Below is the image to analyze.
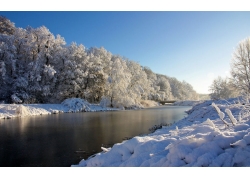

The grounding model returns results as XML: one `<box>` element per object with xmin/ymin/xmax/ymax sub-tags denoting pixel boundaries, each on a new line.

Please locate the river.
<box><xmin>0</xmin><ymin>105</ymin><xmax>191</xmax><ymax>167</ymax></box>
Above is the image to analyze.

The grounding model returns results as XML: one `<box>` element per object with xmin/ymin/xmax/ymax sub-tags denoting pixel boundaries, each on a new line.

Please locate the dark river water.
<box><xmin>0</xmin><ymin>105</ymin><xmax>191</xmax><ymax>167</ymax></box>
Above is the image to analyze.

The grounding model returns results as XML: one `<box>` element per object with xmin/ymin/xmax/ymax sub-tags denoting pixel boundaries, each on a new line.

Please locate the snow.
<box><xmin>0</xmin><ymin>98</ymin><xmax>161</xmax><ymax>119</ymax></box>
<box><xmin>0</xmin><ymin>98</ymin><xmax>119</xmax><ymax>119</ymax></box>
<box><xmin>72</xmin><ymin>97</ymin><xmax>250</xmax><ymax>167</ymax></box>
<box><xmin>3</xmin><ymin>96</ymin><xmax>250</xmax><ymax>167</ymax></box>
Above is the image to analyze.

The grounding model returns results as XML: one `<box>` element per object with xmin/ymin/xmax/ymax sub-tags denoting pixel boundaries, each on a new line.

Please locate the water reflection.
<box><xmin>0</xmin><ymin>106</ymin><xmax>190</xmax><ymax>167</ymax></box>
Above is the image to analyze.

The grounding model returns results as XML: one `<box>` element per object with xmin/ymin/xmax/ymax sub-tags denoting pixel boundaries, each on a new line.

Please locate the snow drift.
<box><xmin>73</xmin><ymin>97</ymin><xmax>250</xmax><ymax>167</ymax></box>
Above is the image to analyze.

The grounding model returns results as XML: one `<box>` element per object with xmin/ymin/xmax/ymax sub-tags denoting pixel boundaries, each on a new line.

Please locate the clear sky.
<box><xmin>1</xmin><ymin>10</ymin><xmax>250</xmax><ymax>94</ymax></box>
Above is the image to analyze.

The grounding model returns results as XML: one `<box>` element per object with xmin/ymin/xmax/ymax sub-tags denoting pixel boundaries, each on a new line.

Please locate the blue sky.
<box><xmin>1</xmin><ymin>11</ymin><xmax>250</xmax><ymax>94</ymax></box>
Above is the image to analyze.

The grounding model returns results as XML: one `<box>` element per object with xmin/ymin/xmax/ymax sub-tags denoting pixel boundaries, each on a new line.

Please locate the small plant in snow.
<box><xmin>101</xmin><ymin>147</ymin><xmax>110</xmax><ymax>153</ymax></box>
<box><xmin>211</xmin><ymin>102</ymin><xmax>229</xmax><ymax>127</ymax></box>
<box><xmin>235</xmin><ymin>95</ymin><xmax>250</xmax><ymax>116</ymax></box>
<box><xmin>238</xmin><ymin>113</ymin><xmax>242</xmax><ymax>122</ymax></box>
<box><xmin>225</xmin><ymin>108</ymin><xmax>237</xmax><ymax>126</ymax></box>
<box><xmin>204</xmin><ymin>118</ymin><xmax>216</xmax><ymax>129</ymax></box>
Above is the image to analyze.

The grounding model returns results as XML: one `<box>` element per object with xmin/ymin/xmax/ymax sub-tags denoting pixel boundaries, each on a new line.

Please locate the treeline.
<box><xmin>209</xmin><ymin>37</ymin><xmax>250</xmax><ymax>100</ymax></box>
<box><xmin>0</xmin><ymin>16</ymin><xmax>198</xmax><ymax>108</ymax></box>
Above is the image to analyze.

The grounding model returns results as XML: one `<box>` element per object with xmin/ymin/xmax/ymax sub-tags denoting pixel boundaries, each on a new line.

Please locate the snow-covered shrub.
<box><xmin>100</xmin><ymin>97</ymin><xmax>111</xmax><ymax>108</ymax></box>
<box><xmin>61</xmin><ymin>98</ymin><xmax>90</xmax><ymax>112</ymax></box>
<box><xmin>211</xmin><ymin>102</ymin><xmax>229</xmax><ymax>127</ymax></box>
<box><xmin>225</xmin><ymin>108</ymin><xmax>237</xmax><ymax>126</ymax></box>
<box><xmin>203</xmin><ymin>118</ymin><xmax>216</xmax><ymax>129</ymax></box>
<box><xmin>212</xmin><ymin>103</ymin><xmax>224</xmax><ymax>120</ymax></box>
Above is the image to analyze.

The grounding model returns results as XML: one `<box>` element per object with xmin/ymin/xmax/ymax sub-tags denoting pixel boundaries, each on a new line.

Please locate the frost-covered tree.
<box><xmin>87</xmin><ymin>47</ymin><xmax>112</xmax><ymax>101</ymax></box>
<box><xmin>84</xmin><ymin>48</ymin><xmax>106</xmax><ymax>103</ymax></box>
<box><xmin>0</xmin><ymin>29</ymin><xmax>17</xmax><ymax>102</ymax></box>
<box><xmin>103</xmin><ymin>56</ymin><xmax>132</xmax><ymax>108</ymax></box>
<box><xmin>209</xmin><ymin>76</ymin><xmax>239</xmax><ymax>100</ymax></box>
<box><xmin>0</xmin><ymin>16</ymin><xmax>15</xmax><ymax>35</ymax></box>
<box><xmin>87</xmin><ymin>47</ymin><xmax>113</xmax><ymax>103</ymax></box>
<box><xmin>55</xmin><ymin>42</ymin><xmax>88</xmax><ymax>102</ymax></box>
<box><xmin>181</xmin><ymin>80</ymin><xmax>199</xmax><ymax>100</ymax></box>
<box><xmin>231</xmin><ymin>37</ymin><xmax>250</xmax><ymax>94</ymax></box>
<box><xmin>88</xmin><ymin>47</ymin><xmax>112</xmax><ymax>75</ymax></box>
<box><xmin>142</xmin><ymin>67</ymin><xmax>198</xmax><ymax>101</ymax></box>
<box><xmin>142</xmin><ymin>67</ymin><xmax>159</xmax><ymax>100</ymax></box>
<box><xmin>126</xmin><ymin>60</ymin><xmax>149</xmax><ymax>104</ymax></box>
<box><xmin>18</xmin><ymin>26</ymin><xmax>66</xmax><ymax>103</ymax></box>
<box><xmin>168</xmin><ymin>77</ymin><xmax>184</xmax><ymax>100</ymax></box>
<box><xmin>0</xmin><ymin>16</ymin><xmax>199</xmax><ymax>105</ymax></box>
<box><xmin>156</xmin><ymin>74</ymin><xmax>172</xmax><ymax>100</ymax></box>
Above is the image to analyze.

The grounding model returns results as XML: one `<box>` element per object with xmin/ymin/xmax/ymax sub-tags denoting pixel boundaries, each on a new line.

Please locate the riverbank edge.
<box><xmin>0</xmin><ymin>103</ymin><xmax>119</xmax><ymax>119</ymax></box>
<box><xmin>72</xmin><ymin>96</ymin><xmax>250</xmax><ymax>167</ymax></box>
<box><xmin>0</xmin><ymin>99</ymin><xmax>163</xmax><ymax>119</ymax></box>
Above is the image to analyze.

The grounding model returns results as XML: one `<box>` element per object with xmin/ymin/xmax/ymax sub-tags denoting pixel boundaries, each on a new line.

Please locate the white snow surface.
<box><xmin>72</xmin><ymin>97</ymin><xmax>250</xmax><ymax>167</ymax></box>
<box><xmin>0</xmin><ymin>98</ymin><xmax>118</xmax><ymax>119</ymax></box>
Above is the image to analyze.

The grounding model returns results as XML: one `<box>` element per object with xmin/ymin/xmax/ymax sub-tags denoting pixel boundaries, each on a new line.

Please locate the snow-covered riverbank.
<box><xmin>0</xmin><ymin>98</ymin><xmax>119</xmax><ymax>119</ymax></box>
<box><xmin>72</xmin><ymin>96</ymin><xmax>250</xmax><ymax>167</ymax></box>
<box><xmin>0</xmin><ymin>98</ymin><xmax>162</xmax><ymax>119</ymax></box>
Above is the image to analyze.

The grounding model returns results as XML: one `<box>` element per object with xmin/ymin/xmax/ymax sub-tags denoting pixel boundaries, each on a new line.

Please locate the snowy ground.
<box><xmin>0</xmin><ymin>98</ymin><xmax>119</xmax><ymax>119</ymax></box>
<box><xmin>72</xmin><ymin>96</ymin><xmax>250</xmax><ymax>167</ymax></box>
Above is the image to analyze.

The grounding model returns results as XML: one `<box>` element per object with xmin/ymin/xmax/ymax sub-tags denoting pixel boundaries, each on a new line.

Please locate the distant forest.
<box><xmin>0</xmin><ymin>16</ymin><xmax>199</xmax><ymax>108</ymax></box>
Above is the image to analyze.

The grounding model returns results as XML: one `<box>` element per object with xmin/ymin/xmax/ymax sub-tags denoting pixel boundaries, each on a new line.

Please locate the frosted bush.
<box><xmin>239</xmin><ymin>113</ymin><xmax>242</xmax><ymax>122</ymax></box>
<box><xmin>225</xmin><ymin>108</ymin><xmax>237</xmax><ymax>126</ymax></box>
<box><xmin>211</xmin><ymin>102</ymin><xmax>229</xmax><ymax>127</ymax></box>
<box><xmin>218</xmin><ymin>111</ymin><xmax>225</xmax><ymax>120</ymax></box>
<box><xmin>212</xmin><ymin>102</ymin><xmax>225</xmax><ymax>119</ymax></box>
<box><xmin>61</xmin><ymin>98</ymin><xmax>90</xmax><ymax>112</ymax></box>
<box><xmin>203</xmin><ymin>118</ymin><xmax>215</xmax><ymax>129</ymax></box>
<box><xmin>212</xmin><ymin>103</ymin><xmax>220</xmax><ymax>114</ymax></box>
